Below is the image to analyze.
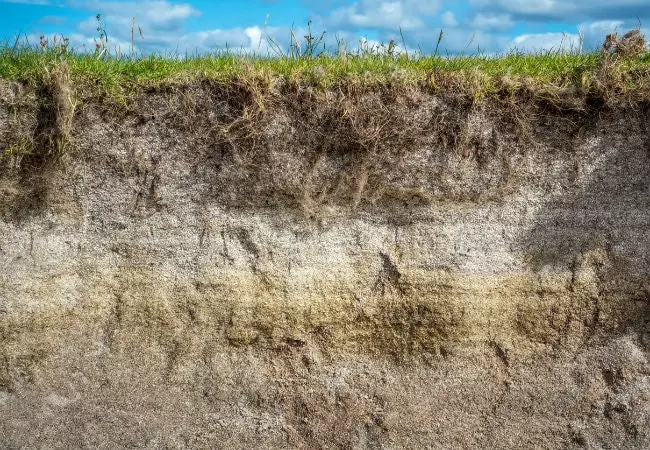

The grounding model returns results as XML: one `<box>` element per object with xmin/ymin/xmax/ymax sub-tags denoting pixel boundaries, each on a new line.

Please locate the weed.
<box><xmin>130</xmin><ymin>17</ymin><xmax>145</xmax><ymax>59</ymax></box>
<box><xmin>94</xmin><ymin>14</ymin><xmax>109</xmax><ymax>59</ymax></box>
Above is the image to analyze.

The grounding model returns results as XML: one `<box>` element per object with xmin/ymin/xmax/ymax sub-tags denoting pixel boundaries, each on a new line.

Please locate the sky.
<box><xmin>0</xmin><ymin>0</ymin><xmax>648</xmax><ymax>56</ymax></box>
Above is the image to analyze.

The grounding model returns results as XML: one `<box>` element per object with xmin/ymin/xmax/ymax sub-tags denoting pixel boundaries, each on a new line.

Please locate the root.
<box><xmin>48</xmin><ymin>62</ymin><xmax>76</xmax><ymax>153</ymax></box>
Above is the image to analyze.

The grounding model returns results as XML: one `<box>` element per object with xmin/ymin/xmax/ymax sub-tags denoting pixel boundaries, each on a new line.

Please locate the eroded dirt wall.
<box><xmin>0</xmin><ymin>79</ymin><xmax>649</xmax><ymax>448</ymax></box>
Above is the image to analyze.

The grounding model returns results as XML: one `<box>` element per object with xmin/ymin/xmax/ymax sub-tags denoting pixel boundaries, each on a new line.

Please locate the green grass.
<box><xmin>1</xmin><ymin>43</ymin><xmax>649</xmax><ymax>98</ymax></box>
<box><xmin>2</xmin><ymin>15</ymin><xmax>649</xmax><ymax>98</ymax></box>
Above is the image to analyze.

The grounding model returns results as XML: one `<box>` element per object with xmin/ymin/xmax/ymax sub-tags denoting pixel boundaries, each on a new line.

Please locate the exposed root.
<box><xmin>47</xmin><ymin>62</ymin><xmax>76</xmax><ymax>154</ymax></box>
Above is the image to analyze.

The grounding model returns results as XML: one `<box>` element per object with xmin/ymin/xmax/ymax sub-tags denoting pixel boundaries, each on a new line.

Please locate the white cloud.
<box><xmin>314</xmin><ymin>0</ymin><xmax>442</xmax><ymax>31</ymax></box>
<box><xmin>469</xmin><ymin>13</ymin><xmax>514</xmax><ymax>31</ymax></box>
<box><xmin>128</xmin><ymin>25</ymin><xmax>293</xmax><ymax>56</ymax></box>
<box><xmin>403</xmin><ymin>27</ymin><xmax>511</xmax><ymax>54</ymax></box>
<box><xmin>178</xmin><ymin>29</ymin><xmax>253</xmax><ymax>52</ymax></box>
<box><xmin>576</xmin><ymin>20</ymin><xmax>623</xmax><ymax>49</ymax></box>
<box><xmin>325</xmin><ymin>1</ymin><xmax>418</xmax><ymax>30</ymax></box>
<box><xmin>43</xmin><ymin>0</ymin><xmax>298</xmax><ymax>56</ymax></box>
<box><xmin>469</xmin><ymin>0</ymin><xmax>649</xmax><ymax>21</ymax></box>
<box><xmin>469</xmin><ymin>0</ymin><xmax>556</xmax><ymax>16</ymax></box>
<box><xmin>69</xmin><ymin>0</ymin><xmax>206</xmax><ymax>54</ymax></box>
<box><xmin>146</xmin><ymin>3</ymin><xmax>198</xmax><ymax>31</ymax></box>
<box><xmin>74</xmin><ymin>1</ymin><xmax>199</xmax><ymax>32</ymax></box>
<box><xmin>2</xmin><ymin>0</ymin><xmax>51</xmax><ymax>4</ymax></box>
<box><xmin>32</xmin><ymin>26</ymin><xmax>278</xmax><ymax>56</ymax></box>
<box><xmin>245</xmin><ymin>26</ymin><xmax>264</xmax><ymax>50</ymax></box>
<box><xmin>402</xmin><ymin>0</ymin><xmax>442</xmax><ymax>15</ymax></box>
<box><xmin>510</xmin><ymin>31</ymin><xmax>580</xmax><ymax>52</ymax></box>
<box><xmin>441</xmin><ymin>11</ymin><xmax>458</xmax><ymax>28</ymax></box>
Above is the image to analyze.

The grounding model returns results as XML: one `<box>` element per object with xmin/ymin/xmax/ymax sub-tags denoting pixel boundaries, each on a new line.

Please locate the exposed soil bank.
<box><xmin>1</xmin><ymin>77</ymin><xmax>649</xmax><ymax>448</ymax></box>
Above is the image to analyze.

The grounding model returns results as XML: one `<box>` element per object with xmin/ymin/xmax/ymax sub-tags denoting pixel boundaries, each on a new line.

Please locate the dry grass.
<box><xmin>603</xmin><ymin>30</ymin><xmax>647</xmax><ymax>59</ymax></box>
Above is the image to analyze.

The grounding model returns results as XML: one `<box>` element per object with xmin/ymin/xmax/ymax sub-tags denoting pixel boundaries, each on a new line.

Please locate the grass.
<box><xmin>1</xmin><ymin>14</ymin><xmax>648</xmax><ymax>99</ymax></box>
<box><xmin>1</xmin><ymin>41</ymin><xmax>649</xmax><ymax>98</ymax></box>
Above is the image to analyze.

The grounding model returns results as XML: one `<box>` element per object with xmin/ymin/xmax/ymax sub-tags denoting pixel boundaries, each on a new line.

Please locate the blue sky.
<box><xmin>1</xmin><ymin>0</ymin><xmax>648</xmax><ymax>55</ymax></box>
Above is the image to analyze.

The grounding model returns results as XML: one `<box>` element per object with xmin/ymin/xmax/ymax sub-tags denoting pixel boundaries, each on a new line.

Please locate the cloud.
<box><xmin>469</xmin><ymin>0</ymin><xmax>650</xmax><ymax>21</ymax></box>
<box><xmin>399</xmin><ymin>27</ymin><xmax>511</xmax><ymax>54</ymax></box>
<box><xmin>441</xmin><ymin>11</ymin><xmax>458</xmax><ymax>28</ymax></box>
<box><xmin>29</xmin><ymin>25</ymin><xmax>278</xmax><ymax>56</ymax></box>
<box><xmin>73</xmin><ymin>1</ymin><xmax>199</xmax><ymax>32</ymax></box>
<box><xmin>307</xmin><ymin>0</ymin><xmax>442</xmax><ymax>31</ymax></box>
<box><xmin>2</xmin><ymin>0</ymin><xmax>51</xmax><ymax>4</ymax></box>
<box><xmin>324</xmin><ymin>1</ymin><xmax>421</xmax><ymax>30</ymax></box>
<box><xmin>70</xmin><ymin>0</ymin><xmax>207</xmax><ymax>55</ymax></box>
<box><xmin>176</xmin><ymin>27</ymin><xmax>261</xmax><ymax>53</ymax></box>
<box><xmin>146</xmin><ymin>3</ymin><xmax>198</xmax><ymax>31</ymax></box>
<box><xmin>469</xmin><ymin>0</ymin><xmax>556</xmax><ymax>16</ymax></box>
<box><xmin>469</xmin><ymin>13</ymin><xmax>514</xmax><ymax>31</ymax></box>
<box><xmin>510</xmin><ymin>31</ymin><xmax>580</xmax><ymax>52</ymax></box>
<box><xmin>578</xmin><ymin>20</ymin><xmax>625</xmax><ymax>49</ymax></box>
<box><xmin>120</xmin><ymin>24</ymin><xmax>294</xmax><ymax>56</ymax></box>
<box><xmin>41</xmin><ymin>0</ymin><xmax>297</xmax><ymax>56</ymax></box>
